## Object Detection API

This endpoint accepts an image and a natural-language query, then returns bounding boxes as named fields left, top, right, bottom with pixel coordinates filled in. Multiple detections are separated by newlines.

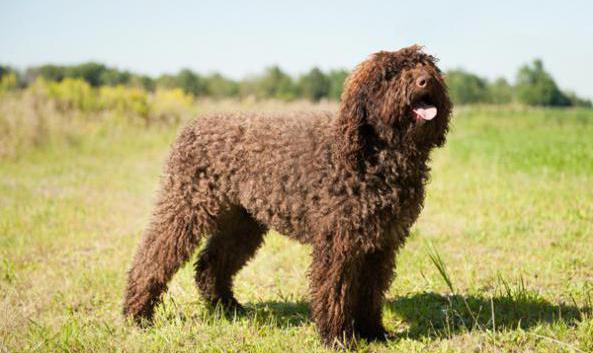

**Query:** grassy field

left=1, top=104, right=592, bottom=352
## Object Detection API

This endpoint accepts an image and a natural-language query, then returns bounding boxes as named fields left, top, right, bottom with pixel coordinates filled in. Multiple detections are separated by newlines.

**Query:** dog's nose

left=416, top=74, right=430, bottom=88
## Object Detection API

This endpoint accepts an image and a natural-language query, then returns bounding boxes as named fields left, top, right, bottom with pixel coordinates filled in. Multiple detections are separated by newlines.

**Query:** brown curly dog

left=123, top=44, right=452, bottom=346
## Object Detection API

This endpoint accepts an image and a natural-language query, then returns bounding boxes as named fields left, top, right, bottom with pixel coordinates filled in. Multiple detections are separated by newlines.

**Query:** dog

left=123, top=44, right=452, bottom=346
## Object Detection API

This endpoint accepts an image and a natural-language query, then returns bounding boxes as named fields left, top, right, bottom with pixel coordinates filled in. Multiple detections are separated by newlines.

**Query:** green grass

left=1, top=106, right=592, bottom=352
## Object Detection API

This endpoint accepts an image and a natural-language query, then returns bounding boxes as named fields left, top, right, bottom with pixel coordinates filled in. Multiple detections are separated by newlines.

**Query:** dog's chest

left=361, top=159, right=428, bottom=228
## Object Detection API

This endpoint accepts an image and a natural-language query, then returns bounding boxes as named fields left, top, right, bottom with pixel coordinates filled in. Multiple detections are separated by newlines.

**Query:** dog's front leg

left=353, top=242, right=396, bottom=341
left=309, top=240, right=365, bottom=347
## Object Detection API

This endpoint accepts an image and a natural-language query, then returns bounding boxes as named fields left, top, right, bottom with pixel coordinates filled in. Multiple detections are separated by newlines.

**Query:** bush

left=132, top=75, right=156, bottom=92
left=446, top=69, right=490, bottom=105
left=515, top=59, right=570, bottom=107
left=299, top=67, right=330, bottom=102
left=37, top=78, right=99, bottom=111
left=0, top=77, right=198, bottom=158
left=488, top=78, right=513, bottom=104
left=65, top=62, right=110, bottom=87
left=0, top=73, right=19, bottom=93
left=564, top=91, right=592, bottom=108
left=11, top=60, right=592, bottom=106
left=26, top=64, right=66, bottom=83
left=327, top=69, right=349, bottom=100
left=150, top=88, right=195, bottom=123
left=176, top=69, right=207, bottom=97
left=241, top=66, right=297, bottom=101
left=99, top=85, right=149, bottom=119
left=26, top=77, right=195, bottom=124
left=99, top=68, right=132, bottom=86
left=204, top=73, right=239, bottom=99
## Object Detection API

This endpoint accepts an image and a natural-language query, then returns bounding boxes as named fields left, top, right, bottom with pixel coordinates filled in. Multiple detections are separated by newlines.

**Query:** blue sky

left=1, top=0, right=592, bottom=98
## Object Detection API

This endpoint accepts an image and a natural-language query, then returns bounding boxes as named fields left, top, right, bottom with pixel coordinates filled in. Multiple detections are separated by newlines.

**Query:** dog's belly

left=236, top=177, right=317, bottom=243
left=240, top=196, right=314, bottom=243
left=233, top=166, right=327, bottom=244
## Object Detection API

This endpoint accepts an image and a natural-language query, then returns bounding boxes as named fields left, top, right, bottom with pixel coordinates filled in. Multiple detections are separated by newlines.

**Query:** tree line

left=447, top=60, right=591, bottom=107
left=1, top=59, right=590, bottom=107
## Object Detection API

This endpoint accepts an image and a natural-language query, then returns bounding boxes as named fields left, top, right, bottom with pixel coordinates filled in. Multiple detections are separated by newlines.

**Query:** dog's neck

left=332, top=106, right=439, bottom=181
left=368, top=132, right=432, bottom=178
left=354, top=122, right=431, bottom=161
left=331, top=129, right=431, bottom=189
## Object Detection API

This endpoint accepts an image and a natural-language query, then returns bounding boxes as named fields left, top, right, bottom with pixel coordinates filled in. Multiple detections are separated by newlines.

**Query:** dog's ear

left=335, top=70, right=368, bottom=171
left=335, top=58, right=382, bottom=171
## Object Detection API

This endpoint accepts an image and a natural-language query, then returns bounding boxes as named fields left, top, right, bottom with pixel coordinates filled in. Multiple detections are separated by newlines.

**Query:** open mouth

left=411, top=96, right=438, bottom=122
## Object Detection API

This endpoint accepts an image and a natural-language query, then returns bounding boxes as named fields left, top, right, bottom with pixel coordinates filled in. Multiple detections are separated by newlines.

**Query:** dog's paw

left=357, top=326, right=390, bottom=342
left=208, top=296, right=245, bottom=315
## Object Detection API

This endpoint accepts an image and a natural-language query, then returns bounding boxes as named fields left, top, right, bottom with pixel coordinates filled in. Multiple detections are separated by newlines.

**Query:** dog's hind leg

left=195, top=205, right=266, bottom=310
left=123, top=174, right=220, bottom=323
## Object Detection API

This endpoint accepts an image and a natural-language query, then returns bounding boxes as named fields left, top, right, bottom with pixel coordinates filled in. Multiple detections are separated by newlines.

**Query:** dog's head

left=336, top=45, right=452, bottom=170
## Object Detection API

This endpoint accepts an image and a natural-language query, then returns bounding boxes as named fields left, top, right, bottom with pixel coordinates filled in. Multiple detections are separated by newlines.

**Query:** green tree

left=488, top=78, right=513, bottom=104
left=446, top=69, right=489, bottom=104
left=176, top=69, right=207, bottom=97
left=0, top=65, right=11, bottom=78
left=327, top=69, right=349, bottom=101
left=26, top=64, right=66, bottom=83
left=204, top=73, right=239, bottom=98
left=237, top=77, right=258, bottom=99
left=257, top=66, right=296, bottom=100
left=0, top=73, right=18, bottom=92
left=515, top=59, right=569, bottom=106
left=0, top=65, right=22, bottom=89
left=99, top=68, right=132, bottom=86
left=299, top=67, right=330, bottom=102
left=130, top=75, right=156, bottom=92
left=564, top=91, right=592, bottom=107
left=65, top=62, right=108, bottom=87
left=155, top=74, right=178, bottom=89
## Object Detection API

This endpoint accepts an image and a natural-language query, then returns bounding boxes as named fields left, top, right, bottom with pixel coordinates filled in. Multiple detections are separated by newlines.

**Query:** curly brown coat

left=123, top=45, right=452, bottom=346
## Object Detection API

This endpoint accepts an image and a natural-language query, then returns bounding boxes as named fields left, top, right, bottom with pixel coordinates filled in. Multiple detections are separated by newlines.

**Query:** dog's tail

left=123, top=127, right=218, bottom=322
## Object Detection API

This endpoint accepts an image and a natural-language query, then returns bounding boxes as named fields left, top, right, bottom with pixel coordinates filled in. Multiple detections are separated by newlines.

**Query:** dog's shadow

left=241, top=292, right=590, bottom=340
left=384, top=292, right=589, bottom=339
left=243, top=299, right=311, bottom=327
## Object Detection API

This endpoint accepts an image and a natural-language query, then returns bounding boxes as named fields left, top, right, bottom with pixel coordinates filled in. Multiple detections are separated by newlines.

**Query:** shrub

left=176, top=69, right=207, bottom=97
left=99, top=85, right=149, bottom=119
left=0, top=78, right=198, bottom=158
left=26, top=64, right=66, bottom=83
left=40, top=78, right=99, bottom=111
left=204, top=73, right=239, bottom=99
left=12, top=60, right=593, bottom=106
left=241, top=66, right=297, bottom=101
left=0, top=73, right=19, bottom=93
left=515, top=59, right=570, bottom=107
left=327, top=69, right=349, bottom=101
left=446, top=69, right=490, bottom=105
left=488, top=78, right=513, bottom=104
left=564, top=91, right=592, bottom=108
left=150, top=88, right=195, bottom=123
left=299, top=67, right=330, bottom=102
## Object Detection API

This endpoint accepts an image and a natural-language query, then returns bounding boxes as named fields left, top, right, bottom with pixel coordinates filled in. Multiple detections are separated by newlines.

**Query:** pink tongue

left=413, top=104, right=438, bottom=121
